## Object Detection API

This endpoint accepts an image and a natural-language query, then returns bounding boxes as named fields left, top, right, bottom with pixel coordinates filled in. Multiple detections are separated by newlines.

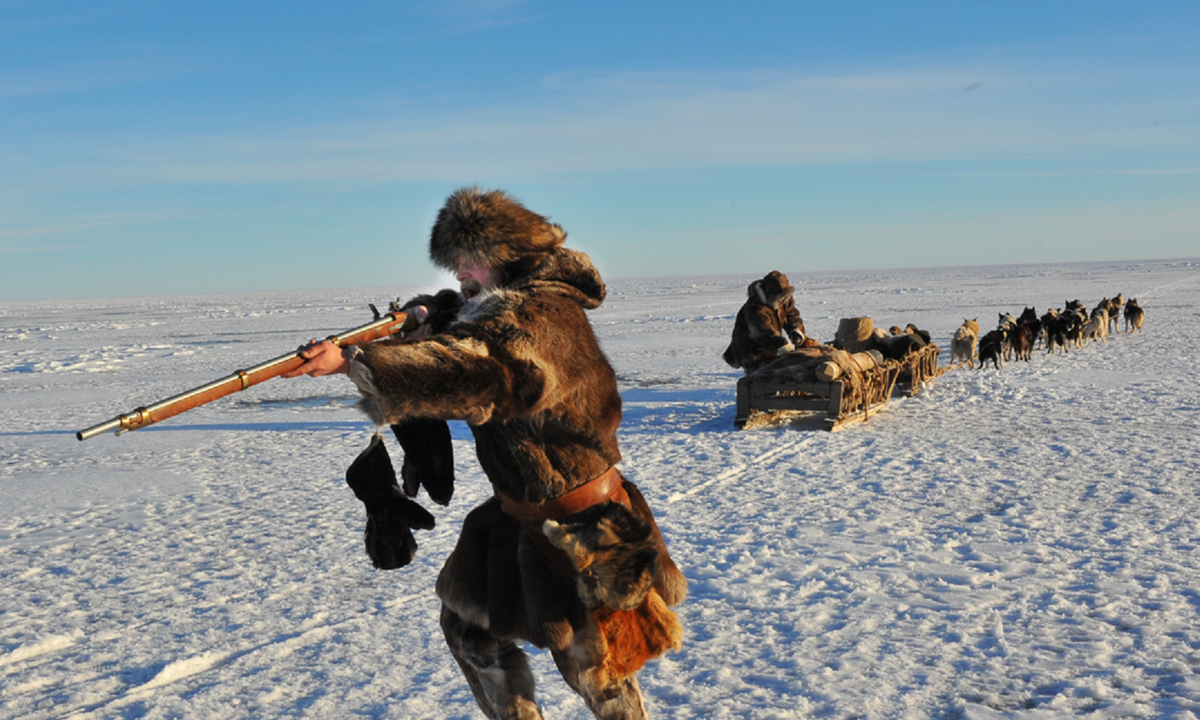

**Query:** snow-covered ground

left=2, top=258, right=1199, bottom=719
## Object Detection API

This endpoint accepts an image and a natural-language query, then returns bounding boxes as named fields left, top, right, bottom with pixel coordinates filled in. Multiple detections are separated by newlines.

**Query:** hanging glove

left=345, top=433, right=436, bottom=569
left=390, top=418, right=455, bottom=506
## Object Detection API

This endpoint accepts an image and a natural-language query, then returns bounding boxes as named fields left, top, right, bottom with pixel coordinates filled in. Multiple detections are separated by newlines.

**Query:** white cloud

left=14, top=60, right=1199, bottom=186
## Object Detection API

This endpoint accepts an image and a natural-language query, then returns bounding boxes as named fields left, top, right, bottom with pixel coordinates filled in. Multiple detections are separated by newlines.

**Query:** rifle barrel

left=77, top=311, right=408, bottom=441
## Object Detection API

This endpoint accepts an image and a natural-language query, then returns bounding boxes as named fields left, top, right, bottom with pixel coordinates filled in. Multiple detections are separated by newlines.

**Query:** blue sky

left=3, top=2, right=1198, bottom=301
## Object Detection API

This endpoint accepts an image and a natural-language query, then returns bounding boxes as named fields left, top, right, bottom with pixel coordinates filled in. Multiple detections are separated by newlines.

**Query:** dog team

left=718, top=269, right=1146, bottom=376
left=951, top=295, right=1145, bottom=370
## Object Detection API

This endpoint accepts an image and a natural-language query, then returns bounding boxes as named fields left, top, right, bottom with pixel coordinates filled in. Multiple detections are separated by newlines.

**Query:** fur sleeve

left=350, top=334, right=542, bottom=426
left=746, top=305, right=789, bottom=350
left=780, top=297, right=807, bottom=344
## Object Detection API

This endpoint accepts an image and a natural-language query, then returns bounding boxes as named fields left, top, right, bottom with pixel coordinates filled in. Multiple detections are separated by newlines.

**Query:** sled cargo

left=735, top=342, right=941, bottom=431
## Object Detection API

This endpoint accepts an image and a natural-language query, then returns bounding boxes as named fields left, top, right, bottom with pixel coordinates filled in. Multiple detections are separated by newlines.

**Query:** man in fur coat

left=722, top=269, right=813, bottom=373
left=287, top=187, right=686, bottom=719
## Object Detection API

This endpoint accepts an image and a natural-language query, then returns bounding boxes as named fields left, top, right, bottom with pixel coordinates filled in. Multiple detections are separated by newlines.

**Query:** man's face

left=457, top=260, right=500, bottom=299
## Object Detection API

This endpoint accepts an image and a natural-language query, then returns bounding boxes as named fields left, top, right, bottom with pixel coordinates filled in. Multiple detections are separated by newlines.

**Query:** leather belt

left=499, top=466, right=626, bottom=525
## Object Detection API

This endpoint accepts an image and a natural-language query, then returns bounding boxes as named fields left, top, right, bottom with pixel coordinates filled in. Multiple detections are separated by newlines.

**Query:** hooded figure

left=336, top=188, right=686, bottom=720
left=722, top=270, right=812, bottom=373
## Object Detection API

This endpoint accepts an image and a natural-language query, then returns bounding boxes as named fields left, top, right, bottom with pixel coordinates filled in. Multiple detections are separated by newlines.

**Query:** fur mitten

left=346, top=433, right=436, bottom=569
left=390, top=418, right=454, bottom=506
left=394, top=289, right=464, bottom=333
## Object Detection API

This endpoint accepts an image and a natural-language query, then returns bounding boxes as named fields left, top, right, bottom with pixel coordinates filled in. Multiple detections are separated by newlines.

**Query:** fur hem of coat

left=589, top=589, right=683, bottom=685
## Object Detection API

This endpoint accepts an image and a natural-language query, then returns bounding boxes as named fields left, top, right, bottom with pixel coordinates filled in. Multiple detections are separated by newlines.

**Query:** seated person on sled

left=723, top=270, right=818, bottom=373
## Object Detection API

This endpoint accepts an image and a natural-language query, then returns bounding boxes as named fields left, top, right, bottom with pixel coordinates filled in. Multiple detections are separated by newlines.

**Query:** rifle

left=77, top=308, right=410, bottom=441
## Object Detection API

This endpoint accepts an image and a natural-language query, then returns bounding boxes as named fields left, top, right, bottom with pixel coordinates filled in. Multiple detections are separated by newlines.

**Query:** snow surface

left=2, top=259, right=1199, bottom=720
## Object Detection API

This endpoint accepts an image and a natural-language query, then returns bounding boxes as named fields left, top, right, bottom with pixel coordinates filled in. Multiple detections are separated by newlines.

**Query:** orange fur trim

left=591, top=589, right=683, bottom=685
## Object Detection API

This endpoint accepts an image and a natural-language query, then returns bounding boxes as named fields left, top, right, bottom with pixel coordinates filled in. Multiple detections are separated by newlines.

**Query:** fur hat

left=430, top=187, right=566, bottom=274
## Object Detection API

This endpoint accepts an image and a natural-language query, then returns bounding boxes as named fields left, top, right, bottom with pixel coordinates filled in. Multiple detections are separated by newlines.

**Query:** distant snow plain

left=2, top=258, right=1199, bottom=720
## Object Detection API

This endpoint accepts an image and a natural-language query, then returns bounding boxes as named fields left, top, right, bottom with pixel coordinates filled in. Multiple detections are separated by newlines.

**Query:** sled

left=894, top=342, right=943, bottom=397
left=735, top=343, right=940, bottom=431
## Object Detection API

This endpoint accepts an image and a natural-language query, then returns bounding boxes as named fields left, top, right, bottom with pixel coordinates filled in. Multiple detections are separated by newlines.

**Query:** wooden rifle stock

left=77, top=310, right=409, bottom=441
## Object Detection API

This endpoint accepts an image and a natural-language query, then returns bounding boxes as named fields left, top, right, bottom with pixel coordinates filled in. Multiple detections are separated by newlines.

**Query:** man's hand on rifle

left=401, top=305, right=434, bottom=338
left=284, top=340, right=350, bottom=378
left=284, top=306, right=432, bottom=379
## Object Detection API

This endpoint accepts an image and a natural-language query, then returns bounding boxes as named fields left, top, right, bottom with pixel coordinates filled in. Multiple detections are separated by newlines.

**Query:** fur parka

left=348, top=247, right=686, bottom=652
left=723, top=270, right=812, bottom=373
